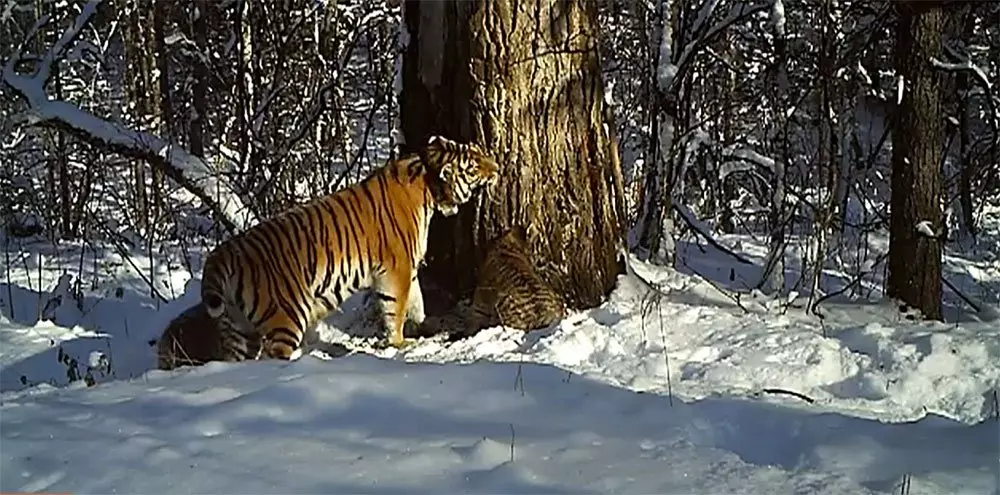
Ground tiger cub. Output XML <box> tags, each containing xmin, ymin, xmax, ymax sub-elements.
<box><xmin>468</xmin><ymin>225</ymin><xmax>569</xmax><ymax>332</ymax></box>
<box><xmin>155</xmin><ymin>303</ymin><xmax>261</xmax><ymax>370</ymax></box>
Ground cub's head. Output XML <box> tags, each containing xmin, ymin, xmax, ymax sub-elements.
<box><xmin>422</xmin><ymin>136</ymin><xmax>500</xmax><ymax>216</ymax></box>
<box><xmin>491</xmin><ymin>225</ymin><xmax>530</xmax><ymax>253</ymax></box>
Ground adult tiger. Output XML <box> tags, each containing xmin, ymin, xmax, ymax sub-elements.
<box><xmin>201</xmin><ymin>136</ymin><xmax>500</xmax><ymax>360</ymax></box>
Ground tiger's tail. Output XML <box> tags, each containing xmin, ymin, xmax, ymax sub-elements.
<box><xmin>201</xmin><ymin>251</ymin><xmax>231</xmax><ymax>319</ymax></box>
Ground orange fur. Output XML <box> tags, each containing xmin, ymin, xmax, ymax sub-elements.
<box><xmin>200</xmin><ymin>136</ymin><xmax>499</xmax><ymax>360</ymax></box>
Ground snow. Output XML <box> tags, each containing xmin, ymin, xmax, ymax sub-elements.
<box><xmin>916</xmin><ymin>220</ymin><xmax>937</xmax><ymax>238</ymax></box>
<box><xmin>6</xmin><ymin>354</ymin><xmax>989</xmax><ymax>495</ymax></box>
<box><xmin>770</xmin><ymin>0</ymin><xmax>786</xmax><ymax>38</ymax></box>
<box><xmin>724</xmin><ymin>144</ymin><xmax>777</xmax><ymax>173</ymax></box>
<box><xmin>931</xmin><ymin>56</ymin><xmax>993</xmax><ymax>93</ymax></box>
<box><xmin>3</xmin><ymin>218</ymin><xmax>1000</xmax><ymax>493</ymax></box>
<box><xmin>897</xmin><ymin>74</ymin><xmax>905</xmax><ymax>105</ymax></box>
<box><xmin>1</xmin><ymin>0</ymin><xmax>257</xmax><ymax>233</ymax></box>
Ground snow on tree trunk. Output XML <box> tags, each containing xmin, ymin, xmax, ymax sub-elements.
<box><xmin>400</xmin><ymin>0</ymin><xmax>625</xmax><ymax>311</ymax></box>
<box><xmin>887</xmin><ymin>3</ymin><xmax>944</xmax><ymax>321</ymax></box>
<box><xmin>758</xmin><ymin>0</ymin><xmax>788</xmax><ymax>295</ymax></box>
<box><xmin>2</xmin><ymin>0</ymin><xmax>257</xmax><ymax>234</ymax></box>
<box><xmin>808</xmin><ymin>0</ymin><xmax>837</xmax><ymax>312</ymax></box>
<box><xmin>635</xmin><ymin>0</ymin><xmax>678</xmax><ymax>265</ymax></box>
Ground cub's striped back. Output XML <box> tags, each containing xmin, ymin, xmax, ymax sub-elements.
<box><xmin>471</xmin><ymin>226</ymin><xmax>568</xmax><ymax>331</ymax></box>
<box><xmin>201</xmin><ymin>136</ymin><xmax>500</xmax><ymax>360</ymax></box>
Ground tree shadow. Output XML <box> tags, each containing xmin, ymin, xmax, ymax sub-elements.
<box><xmin>2</xmin><ymin>358</ymin><xmax>995</xmax><ymax>494</ymax></box>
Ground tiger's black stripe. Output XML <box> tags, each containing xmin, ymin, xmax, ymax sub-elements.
<box><xmin>200</xmin><ymin>136</ymin><xmax>500</xmax><ymax>360</ymax></box>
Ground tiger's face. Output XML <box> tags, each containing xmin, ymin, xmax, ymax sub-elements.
<box><xmin>424</xmin><ymin>136</ymin><xmax>501</xmax><ymax>216</ymax></box>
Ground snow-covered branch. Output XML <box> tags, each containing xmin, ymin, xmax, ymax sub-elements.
<box><xmin>2</xmin><ymin>0</ymin><xmax>258</xmax><ymax>234</ymax></box>
<box><xmin>672</xmin><ymin>1</ymin><xmax>770</xmax><ymax>90</ymax></box>
<box><xmin>930</xmin><ymin>57</ymin><xmax>993</xmax><ymax>94</ymax></box>
<box><xmin>931</xmin><ymin>50</ymin><xmax>1000</xmax><ymax>158</ymax></box>
<box><xmin>723</xmin><ymin>145</ymin><xmax>777</xmax><ymax>174</ymax></box>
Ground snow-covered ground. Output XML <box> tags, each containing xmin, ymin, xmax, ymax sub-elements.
<box><xmin>2</xmin><ymin>213</ymin><xmax>999</xmax><ymax>494</ymax></box>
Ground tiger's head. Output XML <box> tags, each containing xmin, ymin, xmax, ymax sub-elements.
<box><xmin>422</xmin><ymin>135</ymin><xmax>501</xmax><ymax>216</ymax></box>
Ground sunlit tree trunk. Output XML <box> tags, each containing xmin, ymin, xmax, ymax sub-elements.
<box><xmin>400</xmin><ymin>0</ymin><xmax>626</xmax><ymax>312</ymax></box>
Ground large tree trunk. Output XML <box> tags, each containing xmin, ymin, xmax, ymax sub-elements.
<box><xmin>400</xmin><ymin>0</ymin><xmax>625</xmax><ymax>312</ymax></box>
<box><xmin>887</xmin><ymin>3</ymin><xmax>944</xmax><ymax>320</ymax></box>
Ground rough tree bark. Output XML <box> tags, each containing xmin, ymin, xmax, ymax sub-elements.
<box><xmin>400</xmin><ymin>0</ymin><xmax>625</xmax><ymax>313</ymax></box>
<box><xmin>887</xmin><ymin>3</ymin><xmax>944</xmax><ymax>320</ymax></box>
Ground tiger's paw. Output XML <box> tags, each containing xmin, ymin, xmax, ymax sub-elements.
<box><xmin>374</xmin><ymin>338</ymin><xmax>418</xmax><ymax>351</ymax></box>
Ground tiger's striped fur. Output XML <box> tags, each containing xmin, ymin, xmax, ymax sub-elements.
<box><xmin>469</xmin><ymin>225</ymin><xmax>568</xmax><ymax>331</ymax></box>
<box><xmin>200</xmin><ymin>136</ymin><xmax>500</xmax><ymax>360</ymax></box>
<box><xmin>414</xmin><ymin>226</ymin><xmax>568</xmax><ymax>341</ymax></box>
<box><xmin>156</xmin><ymin>302</ymin><xmax>262</xmax><ymax>370</ymax></box>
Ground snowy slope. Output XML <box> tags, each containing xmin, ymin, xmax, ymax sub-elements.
<box><xmin>335</xmin><ymin>256</ymin><xmax>1000</xmax><ymax>426</ymax></box>
<box><xmin>2</xmin><ymin>221</ymin><xmax>999</xmax><ymax>494</ymax></box>
<box><xmin>1</xmin><ymin>354</ymin><xmax>996</xmax><ymax>494</ymax></box>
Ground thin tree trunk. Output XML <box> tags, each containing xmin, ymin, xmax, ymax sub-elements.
<box><xmin>126</xmin><ymin>1</ymin><xmax>150</xmax><ymax>233</ymax></box>
<box><xmin>955</xmin><ymin>6</ymin><xmax>977</xmax><ymax>240</ymax></box>
<box><xmin>810</xmin><ymin>0</ymin><xmax>837</xmax><ymax>309</ymax></box>
<box><xmin>53</xmin><ymin>31</ymin><xmax>72</xmax><ymax>239</ymax></box>
<box><xmin>759</xmin><ymin>0</ymin><xmax>788</xmax><ymax>295</ymax></box>
<box><xmin>635</xmin><ymin>0</ymin><xmax>679</xmax><ymax>264</ymax></box>
<box><xmin>152</xmin><ymin>0</ymin><xmax>170</xmax><ymax>227</ymax></box>
<box><xmin>400</xmin><ymin>0</ymin><xmax>625</xmax><ymax>311</ymax></box>
<box><xmin>887</xmin><ymin>3</ymin><xmax>944</xmax><ymax>320</ymax></box>
<box><xmin>189</xmin><ymin>0</ymin><xmax>208</xmax><ymax>159</ymax></box>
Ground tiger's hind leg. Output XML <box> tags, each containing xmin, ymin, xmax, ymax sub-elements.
<box><xmin>374</xmin><ymin>266</ymin><xmax>418</xmax><ymax>349</ymax></box>
<box><xmin>260</xmin><ymin>312</ymin><xmax>306</xmax><ymax>360</ymax></box>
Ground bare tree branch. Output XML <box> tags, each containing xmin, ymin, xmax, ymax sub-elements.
<box><xmin>1</xmin><ymin>0</ymin><xmax>258</xmax><ymax>235</ymax></box>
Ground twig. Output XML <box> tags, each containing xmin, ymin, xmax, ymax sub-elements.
<box><xmin>941</xmin><ymin>275</ymin><xmax>982</xmax><ymax>313</ymax></box>
<box><xmin>811</xmin><ymin>252</ymin><xmax>889</xmax><ymax>314</ymax></box>
<box><xmin>674</xmin><ymin>254</ymin><xmax>752</xmax><ymax>314</ymax></box>
<box><xmin>672</xmin><ymin>203</ymin><xmax>753</xmax><ymax>265</ymax></box>
<box><xmin>84</xmin><ymin>211</ymin><xmax>168</xmax><ymax>304</ymax></box>
<box><xmin>760</xmin><ymin>388</ymin><xmax>815</xmax><ymax>404</ymax></box>
<box><xmin>498</xmin><ymin>297</ymin><xmax>526</xmax><ymax>397</ymax></box>
<box><xmin>4</xmin><ymin>236</ymin><xmax>13</xmax><ymax>320</ymax></box>
<box><xmin>656</xmin><ymin>294</ymin><xmax>674</xmax><ymax>407</ymax></box>
<box><xmin>508</xmin><ymin>423</ymin><xmax>515</xmax><ymax>462</ymax></box>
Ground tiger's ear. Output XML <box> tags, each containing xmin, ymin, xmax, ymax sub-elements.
<box><xmin>426</xmin><ymin>135</ymin><xmax>454</xmax><ymax>150</ymax></box>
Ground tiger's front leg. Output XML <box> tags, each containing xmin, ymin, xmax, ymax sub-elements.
<box><xmin>374</xmin><ymin>268</ymin><xmax>418</xmax><ymax>350</ymax></box>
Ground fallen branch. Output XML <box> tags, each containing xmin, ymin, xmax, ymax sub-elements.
<box><xmin>941</xmin><ymin>275</ymin><xmax>982</xmax><ymax>314</ymax></box>
<box><xmin>673</xmin><ymin>203</ymin><xmax>754</xmax><ymax>265</ymax></box>
<box><xmin>759</xmin><ymin>388</ymin><xmax>815</xmax><ymax>404</ymax></box>
<box><xmin>2</xmin><ymin>0</ymin><xmax>258</xmax><ymax>235</ymax></box>
<box><xmin>811</xmin><ymin>252</ymin><xmax>888</xmax><ymax>314</ymax></box>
